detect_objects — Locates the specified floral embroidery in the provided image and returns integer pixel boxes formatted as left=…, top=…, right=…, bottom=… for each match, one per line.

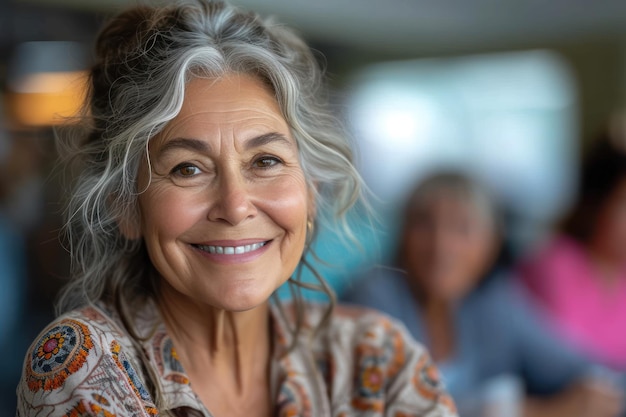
left=88, top=402, right=117, bottom=417
left=276, top=378, right=312, bottom=417
left=352, top=350, right=385, bottom=411
left=362, top=364, right=384, bottom=393
left=91, top=393, right=111, bottom=406
left=63, top=401, right=88, bottom=417
left=351, top=396, right=384, bottom=413
left=351, top=358, right=385, bottom=410
left=62, top=400, right=118, bottom=417
left=111, top=341, right=158, bottom=416
left=162, top=337, right=185, bottom=373
left=412, top=353, right=441, bottom=401
left=151, top=332, right=190, bottom=385
left=385, top=324, right=406, bottom=379
left=413, top=353, right=457, bottom=414
left=26, top=319, right=94, bottom=392
left=18, top=303, right=458, bottom=417
left=37, top=331, right=65, bottom=360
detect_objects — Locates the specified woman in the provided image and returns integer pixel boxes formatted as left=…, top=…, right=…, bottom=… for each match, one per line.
left=519, top=138, right=626, bottom=371
left=16, top=2, right=457, bottom=416
left=343, top=172, right=623, bottom=417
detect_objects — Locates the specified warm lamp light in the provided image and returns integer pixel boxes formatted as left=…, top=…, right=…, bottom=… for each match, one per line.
left=6, top=42, right=89, bottom=127
left=7, top=71, right=88, bottom=126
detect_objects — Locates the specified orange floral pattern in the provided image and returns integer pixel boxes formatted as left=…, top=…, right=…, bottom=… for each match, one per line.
left=111, top=341, right=158, bottom=416
left=18, top=302, right=458, bottom=417
left=413, top=353, right=458, bottom=414
left=26, top=319, right=93, bottom=392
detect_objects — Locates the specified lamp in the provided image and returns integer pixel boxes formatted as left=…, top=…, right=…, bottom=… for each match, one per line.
left=5, top=41, right=89, bottom=127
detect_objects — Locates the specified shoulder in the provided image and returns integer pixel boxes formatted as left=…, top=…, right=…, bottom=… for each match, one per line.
left=302, top=301, right=410, bottom=345
left=17, top=304, right=157, bottom=416
left=470, top=274, right=535, bottom=318
left=20, top=305, right=120, bottom=394
left=324, top=304, right=426, bottom=375
left=328, top=303, right=411, bottom=342
left=316, top=304, right=458, bottom=416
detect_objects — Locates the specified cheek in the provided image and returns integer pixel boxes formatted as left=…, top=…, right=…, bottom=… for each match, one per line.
left=259, top=173, right=310, bottom=229
left=139, top=185, right=207, bottom=239
left=261, top=176, right=310, bottom=274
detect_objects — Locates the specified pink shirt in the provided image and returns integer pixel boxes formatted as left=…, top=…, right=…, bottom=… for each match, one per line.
left=520, top=236, right=626, bottom=370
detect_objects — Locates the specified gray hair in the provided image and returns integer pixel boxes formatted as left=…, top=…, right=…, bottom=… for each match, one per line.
left=56, top=0, right=363, bottom=379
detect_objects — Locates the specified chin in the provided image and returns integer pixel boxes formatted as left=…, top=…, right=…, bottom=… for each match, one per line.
left=212, top=284, right=276, bottom=313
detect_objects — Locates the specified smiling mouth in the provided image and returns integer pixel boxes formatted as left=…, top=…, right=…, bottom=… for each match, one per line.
left=193, top=241, right=269, bottom=255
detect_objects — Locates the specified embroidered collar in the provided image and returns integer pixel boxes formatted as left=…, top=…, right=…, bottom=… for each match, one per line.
left=132, top=301, right=331, bottom=417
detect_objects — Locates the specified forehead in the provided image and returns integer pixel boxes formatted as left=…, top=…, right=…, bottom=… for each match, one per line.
left=157, top=74, right=290, bottom=141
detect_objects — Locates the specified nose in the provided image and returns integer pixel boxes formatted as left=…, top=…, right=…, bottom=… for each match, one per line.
left=206, top=169, right=257, bottom=225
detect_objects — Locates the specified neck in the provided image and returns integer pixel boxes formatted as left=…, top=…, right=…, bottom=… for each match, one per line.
left=157, top=282, right=272, bottom=393
left=421, top=296, right=456, bottom=362
left=422, top=296, right=454, bottom=323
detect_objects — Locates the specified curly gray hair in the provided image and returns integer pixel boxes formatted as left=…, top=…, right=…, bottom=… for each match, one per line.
left=56, top=0, right=365, bottom=409
left=57, top=0, right=368, bottom=341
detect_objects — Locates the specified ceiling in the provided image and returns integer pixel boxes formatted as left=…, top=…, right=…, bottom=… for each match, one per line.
left=14, top=0, right=626, bottom=54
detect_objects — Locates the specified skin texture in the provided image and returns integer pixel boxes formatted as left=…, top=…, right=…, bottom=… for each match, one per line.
left=131, top=74, right=311, bottom=417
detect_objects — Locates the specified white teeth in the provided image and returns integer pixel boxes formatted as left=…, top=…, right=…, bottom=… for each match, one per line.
left=197, top=242, right=266, bottom=255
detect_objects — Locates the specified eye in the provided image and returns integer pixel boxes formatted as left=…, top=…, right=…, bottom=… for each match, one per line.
left=253, top=156, right=281, bottom=169
left=171, top=163, right=201, bottom=177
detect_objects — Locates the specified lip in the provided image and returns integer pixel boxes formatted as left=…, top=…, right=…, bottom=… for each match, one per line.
left=190, top=239, right=272, bottom=264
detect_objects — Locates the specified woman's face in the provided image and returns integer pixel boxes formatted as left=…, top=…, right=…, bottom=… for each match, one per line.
left=134, top=74, right=311, bottom=312
left=401, top=190, right=498, bottom=302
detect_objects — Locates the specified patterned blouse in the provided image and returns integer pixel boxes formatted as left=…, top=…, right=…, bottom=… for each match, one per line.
left=16, top=301, right=457, bottom=417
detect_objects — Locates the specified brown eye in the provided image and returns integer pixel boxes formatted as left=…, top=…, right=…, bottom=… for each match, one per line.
left=254, top=156, right=280, bottom=168
left=172, top=163, right=201, bottom=177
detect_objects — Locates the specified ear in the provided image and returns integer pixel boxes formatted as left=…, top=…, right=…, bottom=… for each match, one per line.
left=307, top=181, right=318, bottom=221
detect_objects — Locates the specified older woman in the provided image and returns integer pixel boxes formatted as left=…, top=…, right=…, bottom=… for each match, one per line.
left=16, top=1, right=456, bottom=416
left=343, top=172, right=624, bottom=417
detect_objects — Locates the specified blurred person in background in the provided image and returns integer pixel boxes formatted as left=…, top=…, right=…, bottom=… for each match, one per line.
left=343, top=172, right=624, bottom=417
left=16, top=1, right=458, bottom=416
left=519, top=136, right=626, bottom=371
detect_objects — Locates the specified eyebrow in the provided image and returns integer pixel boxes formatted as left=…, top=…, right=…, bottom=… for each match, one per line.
left=245, top=132, right=294, bottom=150
left=157, top=137, right=209, bottom=157
left=157, top=132, right=294, bottom=157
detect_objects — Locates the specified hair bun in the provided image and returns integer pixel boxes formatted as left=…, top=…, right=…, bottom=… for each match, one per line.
left=94, top=6, right=157, bottom=65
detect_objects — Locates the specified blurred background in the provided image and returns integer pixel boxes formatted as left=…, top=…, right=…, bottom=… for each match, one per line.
left=2, top=0, right=626, bottom=414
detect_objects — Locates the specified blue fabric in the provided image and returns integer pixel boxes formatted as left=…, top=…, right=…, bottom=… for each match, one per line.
left=342, top=267, right=589, bottom=403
